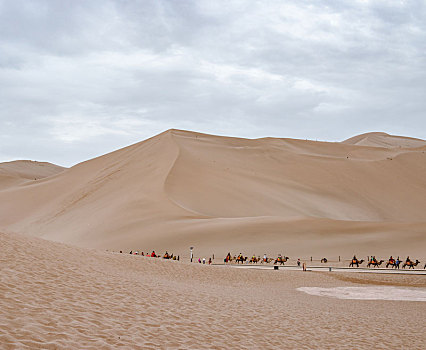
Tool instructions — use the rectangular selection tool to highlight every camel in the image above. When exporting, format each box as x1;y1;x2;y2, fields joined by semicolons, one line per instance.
274;256;289;265
236;256;247;264
386;259;401;269
224;253;233;263
249;256;260;264
367;259;384;268
349;259;364;267
402;259;420;269
163;252;173;259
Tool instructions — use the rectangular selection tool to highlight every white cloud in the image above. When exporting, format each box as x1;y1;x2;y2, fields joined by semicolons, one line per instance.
0;0;425;166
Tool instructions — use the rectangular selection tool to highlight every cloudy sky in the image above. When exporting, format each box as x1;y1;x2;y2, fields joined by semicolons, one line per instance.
1;0;425;166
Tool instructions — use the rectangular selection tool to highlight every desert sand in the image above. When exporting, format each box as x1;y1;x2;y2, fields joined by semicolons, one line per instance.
1;231;425;349
1;131;426;349
0;129;425;259
0;160;64;191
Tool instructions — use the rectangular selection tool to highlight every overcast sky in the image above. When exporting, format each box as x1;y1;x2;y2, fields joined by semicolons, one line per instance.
1;0;425;167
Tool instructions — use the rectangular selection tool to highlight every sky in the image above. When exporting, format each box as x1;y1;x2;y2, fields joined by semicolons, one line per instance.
1;0;425;167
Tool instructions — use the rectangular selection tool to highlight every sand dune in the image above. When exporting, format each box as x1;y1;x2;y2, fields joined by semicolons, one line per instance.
342;132;426;148
0;130;425;258
0;231;425;349
0;160;65;190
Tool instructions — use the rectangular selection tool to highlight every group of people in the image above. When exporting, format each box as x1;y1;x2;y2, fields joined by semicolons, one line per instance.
120;250;421;269
122;250;180;261
196;257;212;264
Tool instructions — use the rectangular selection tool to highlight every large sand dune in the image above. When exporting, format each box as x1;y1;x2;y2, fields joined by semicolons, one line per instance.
0;130;425;258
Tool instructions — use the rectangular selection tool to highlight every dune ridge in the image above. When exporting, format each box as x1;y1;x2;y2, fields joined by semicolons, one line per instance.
342;132;426;148
0;129;425;257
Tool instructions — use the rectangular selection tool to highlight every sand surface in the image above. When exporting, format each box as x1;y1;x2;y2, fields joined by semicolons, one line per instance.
1;231;425;349
0;130;425;258
0;160;64;190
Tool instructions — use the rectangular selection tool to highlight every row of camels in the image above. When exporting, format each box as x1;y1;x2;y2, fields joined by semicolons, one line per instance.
225;254;290;265
224;254;424;269
349;257;422;269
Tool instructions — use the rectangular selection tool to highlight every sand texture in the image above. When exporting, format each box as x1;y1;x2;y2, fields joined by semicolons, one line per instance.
0;130;425;258
1;231;425;349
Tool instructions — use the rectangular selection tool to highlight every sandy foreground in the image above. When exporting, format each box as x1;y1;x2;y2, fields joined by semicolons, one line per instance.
1;232;425;349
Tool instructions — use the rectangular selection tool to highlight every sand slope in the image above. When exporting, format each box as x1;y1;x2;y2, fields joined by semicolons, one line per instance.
0;160;65;190
0;130;425;257
0;231;425;349
342;132;426;148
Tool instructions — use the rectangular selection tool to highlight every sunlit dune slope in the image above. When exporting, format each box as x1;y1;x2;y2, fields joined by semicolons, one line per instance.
0;160;65;190
0;129;425;256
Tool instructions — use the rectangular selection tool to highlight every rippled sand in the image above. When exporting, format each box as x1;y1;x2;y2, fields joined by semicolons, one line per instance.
1;232;425;349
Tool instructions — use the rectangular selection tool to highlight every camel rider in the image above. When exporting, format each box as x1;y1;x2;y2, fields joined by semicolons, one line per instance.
353;255;357;262
406;256;411;263
264;253;267;261
389;256;394;264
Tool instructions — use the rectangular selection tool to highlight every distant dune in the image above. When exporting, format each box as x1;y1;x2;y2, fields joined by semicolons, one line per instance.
0;130;425;258
342;132;426;148
0;160;65;190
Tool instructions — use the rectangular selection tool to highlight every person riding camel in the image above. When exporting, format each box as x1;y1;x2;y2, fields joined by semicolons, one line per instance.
151;251;156;257
389;256;394;264
352;255;357;263
164;251;169;259
406;256;411;263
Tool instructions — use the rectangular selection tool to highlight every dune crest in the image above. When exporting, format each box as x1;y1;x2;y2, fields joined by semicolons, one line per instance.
342;132;426;148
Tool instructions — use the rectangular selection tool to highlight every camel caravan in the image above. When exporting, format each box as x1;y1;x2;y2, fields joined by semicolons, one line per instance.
224;253;289;265
350;256;422;269
223;253;423;269
125;250;180;261
124;250;423;269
